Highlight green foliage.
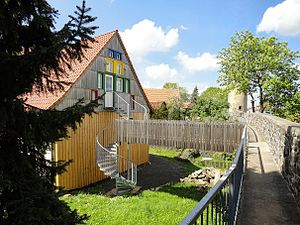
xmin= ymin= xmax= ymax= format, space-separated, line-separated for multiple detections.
xmin=218 ymin=31 xmax=300 ymax=113
xmin=189 ymin=87 xmax=229 ymax=121
xmin=283 ymin=92 xmax=300 ymax=123
xmin=163 ymin=82 xmax=190 ymax=101
xmin=163 ymin=82 xmax=179 ymax=89
xmin=166 ymin=98 xmax=186 ymax=120
xmin=151 ymin=103 xmax=168 ymax=120
xmin=0 ymin=1 xmax=98 ymax=224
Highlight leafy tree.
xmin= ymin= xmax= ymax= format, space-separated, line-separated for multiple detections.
xmin=163 ymin=82 xmax=190 ymax=101
xmin=190 ymin=86 xmax=199 ymax=105
xmin=200 ymin=87 xmax=228 ymax=102
xmin=284 ymin=92 xmax=300 ymax=123
xmin=166 ymin=98 xmax=186 ymax=120
xmin=151 ymin=103 xmax=168 ymax=119
xmin=0 ymin=1 xmax=98 ymax=224
xmin=163 ymin=82 xmax=179 ymax=89
xmin=218 ymin=31 xmax=300 ymax=113
xmin=190 ymin=87 xmax=229 ymax=121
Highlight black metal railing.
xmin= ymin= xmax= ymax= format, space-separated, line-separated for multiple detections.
xmin=180 ymin=126 xmax=248 ymax=225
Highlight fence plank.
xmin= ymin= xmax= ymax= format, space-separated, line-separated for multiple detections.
xmin=116 ymin=120 xmax=244 ymax=152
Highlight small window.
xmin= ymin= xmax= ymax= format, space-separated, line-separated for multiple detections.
xmin=91 ymin=90 xmax=98 ymax=100
xmin=108 ymin=49 xmax=114 ymax=58
xmin=116 ymin=78 xmax=123 ymax=92
xmin=116 ymin=52 xmax=122 ymax=61
xmin=116 ymin=64 xmax=122 ymax=75
xmin=97 ymin=73 xmax=102 ymax=89
xmin=106 ymin=61 xmax=113 ymax=72
xmin=131 ymin=95 xmax=135 ymax=110
xmin=126 ymin=79 xmax=130 ymax=93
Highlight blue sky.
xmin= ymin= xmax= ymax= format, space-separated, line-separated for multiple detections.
xmin=49 ymin=0 xmax=300 ymax=93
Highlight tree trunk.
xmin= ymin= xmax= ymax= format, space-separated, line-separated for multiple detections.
xmin=250 ymin=94 xmax=255 ymax=112
xmin=258 ymin=85 xmax=265 ymax=113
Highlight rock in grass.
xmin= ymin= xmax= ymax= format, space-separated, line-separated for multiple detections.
xmin=180 ymin=168 xmax=222 ymax=186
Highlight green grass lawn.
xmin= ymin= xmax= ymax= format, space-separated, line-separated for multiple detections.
xmin=61 ymin=147 xmax=231 ymax=225
xmin=62 ymin=182 xmax=207 ymax=225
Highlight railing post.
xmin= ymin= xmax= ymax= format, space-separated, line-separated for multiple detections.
xmin=228 ymin=174 xmax=235 ymax=225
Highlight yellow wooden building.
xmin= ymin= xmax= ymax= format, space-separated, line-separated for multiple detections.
xmin=26 ymin=30 xmax=151 ymax=190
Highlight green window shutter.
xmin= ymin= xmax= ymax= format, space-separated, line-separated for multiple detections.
xmin=102 ymin=73 xmax=105 ymax=90
xmin=123 ymin=78 xmax=126 ymax=93
xmin=128 ymin=79 xmax=131 ymax=93
xmin=113 ymin=75 xmax=116 ymax=91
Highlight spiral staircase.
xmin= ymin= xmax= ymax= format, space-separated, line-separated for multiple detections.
xmin=96 ymin=91 xmax=147 ymax=194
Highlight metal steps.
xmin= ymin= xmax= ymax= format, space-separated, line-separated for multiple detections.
xmin=96 ymin=138 xmax=137 ymax=194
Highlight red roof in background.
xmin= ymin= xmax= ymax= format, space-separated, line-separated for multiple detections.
xmin=25 ymin=31 xmax=116 ymax=110
xmin=143 ymin=88 xmax=180 ymax=110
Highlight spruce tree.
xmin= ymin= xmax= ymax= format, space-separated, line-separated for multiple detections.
xmin=190 ymin=86 xmax=199 ymax=104
xmin=0 ymin=1 xmax=99 ymax=224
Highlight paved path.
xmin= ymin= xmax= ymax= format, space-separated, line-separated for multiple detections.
xmin=238 ymin=127 xmax=300 ymax=225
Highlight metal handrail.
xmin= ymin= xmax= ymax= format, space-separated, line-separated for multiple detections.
xmin=96 ymin=124 xmax=138 ymax=186
xmin=180 ymin=126 xmax=248 ymax=225
xmin=131 ymin=97 xmax=148 ymax=120
xmin=110 ymin=91 xmax=130 ymax=120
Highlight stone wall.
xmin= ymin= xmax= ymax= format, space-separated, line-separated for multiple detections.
xmin=247 ymin=113 xmax=300 ymax=206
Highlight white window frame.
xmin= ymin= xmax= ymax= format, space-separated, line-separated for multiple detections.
xmin=97 ymin=73 xmax=102 ymax=89
xmin=126 ymin=79 xmax=130 ymax=93
xmin=116 ymin=78 xmax=123 ymax=92
xmin=107 ymin=61 xmax=113 ymax=72
xmin=116 ymin=64 xmax=122 ymax=75
xmin=109 ymin=50 xmax=114 ymax=58
xmin=116 ymin=53 xmax=121 ymax=60
xmin=91 ymin=90 xmax=98 ymax=100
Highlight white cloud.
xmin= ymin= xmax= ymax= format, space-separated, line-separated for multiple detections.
xmin=145 ymin=64 xmax=178 ymax=81
xmin=175 ymin=51 xmax=219 ymax=72
xmin=120 ymin=19 xmax=179 ymax=62
xmin=257 ymin=0 xmax=300 ymax=36
xmin=180 ymin=25 xmax=189 ymax=30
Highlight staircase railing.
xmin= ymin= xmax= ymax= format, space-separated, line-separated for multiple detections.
xmin=117 ymin=153 xmax=137 ymax=185
xmin=180 ymin=126 xmax=248 ymax=225
xmin=96 ymin=136 xmax=118 ymax=177
xmin=96 ymin=122 xmax=138 ymax=194
xmin=110 ymin=91 xmax=130 ymax=120
xmin=130 ymin=97 xmax=148 ymax=120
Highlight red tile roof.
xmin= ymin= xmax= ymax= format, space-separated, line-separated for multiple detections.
xmin=25 ymin=31 xmax=116 ymax=109
xmin=24 ymin=30 xmax=152 ymax=112
xmin=143 ymin=88 xmax=180 ymax=109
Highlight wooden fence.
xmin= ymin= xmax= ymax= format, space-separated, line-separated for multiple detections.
xmin=116 ymin=120 xmax=245 ymax=152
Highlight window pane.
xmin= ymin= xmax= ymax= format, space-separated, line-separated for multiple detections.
xmin=117 ymin=64 xmax=122 ymax=74
xmin=117 ymin=78 xmax=122 ymax=92
xmin=105 ymin=75 xmax=113 ymax=90
xmin=106 ymin=61 xmax=113 ymax=72
xmin=97 ymin=73 xmax=102 ymax=89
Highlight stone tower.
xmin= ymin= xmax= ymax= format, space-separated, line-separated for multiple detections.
xmin=228 ymin=90 xmax=247 ymax=112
